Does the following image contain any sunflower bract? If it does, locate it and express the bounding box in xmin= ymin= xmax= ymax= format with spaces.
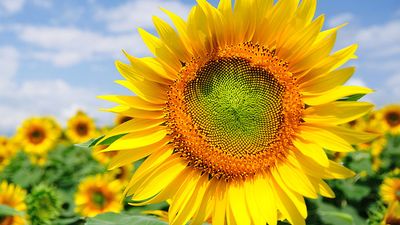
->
xmin=100 ymin=0 xmax=376 ymax=224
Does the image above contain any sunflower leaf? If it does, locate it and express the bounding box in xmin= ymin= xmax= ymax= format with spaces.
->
xmin=75 ymin=136 xmax=105 ymax=148
xmin=338 ymin=94 xmax=366 ymax=102
xmin=0 ymin=204 xmax=24 ymax=216
xmin=98 ymin=133 xmax=127 ymax=146
xmin=85 ymin=213 xmax=168 ymax=225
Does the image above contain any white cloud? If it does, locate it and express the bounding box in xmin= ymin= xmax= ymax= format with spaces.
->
xmin=95 ymin=0 xmax=191 ymax=32
xmin=0 ymin=0 xmax=25 ymax=15
xmin=0 ymin=46 xmax=113 ymax=135
xmin=327 ymin=13 xmax=354 ymax=28
xmin=12 ymin=25 xmax=148 ymax=67
xmin=0 ymin=46 xmax=18 ymax=89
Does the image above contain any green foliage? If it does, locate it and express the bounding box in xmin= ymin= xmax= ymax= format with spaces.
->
xmin=85 ymin=213 xmax=168 ymax=225
xmin=0 ymin=204 xmax=24 ymax=216
xmin=26 ymin=184 xmax=61 ymax=225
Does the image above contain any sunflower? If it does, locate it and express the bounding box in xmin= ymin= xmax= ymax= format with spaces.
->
xmin=92 ymin=145 xmax=117 ymax=165
xmin=0 ymin=137 xmax=18 ymax=171
xmin=115 ymin=114 xmax=134 ymax=126
xmin=66 ymin=111 xmax=97 ymax=144
xmin=377 ymin=105 xmax=400 ymax=135
xmin=383 ymin=201 xmax=400 ymax=225
xmin=381 ymin=177 xmax=400 ymax=205
xmin=99 ymin=0 xmax=376 ymax=224
xmin=16 ymin=117 xmax=59 ymax=156
xmin=0 ymin=181 xmax=27 ymax=225
xmin=75 ymin=174 xmax=123 ymax=217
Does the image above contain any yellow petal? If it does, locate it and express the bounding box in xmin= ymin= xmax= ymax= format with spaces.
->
xmin=228 ymin=183 xmax=251 ymax=225
xmin=275 ymin=162 xmax=318 ymax=199
xmin=212 ymin=181 xmax=228 ymax=225
xmin=300 ymin=124 xmax=354 ymax=152
xmin=253 ymin=176 xmax=277 ymax=225
xmin=108 ymin=138 xmax=170 ymax=169
xmin=104 ymin=127 xmax=167 ymax=151
xmin=303 ymin=101 xmax=374 ymax=124
xmin=321 ymin=125 xmax=379 ymax=144
xmin=303 ymin=86 xmax=373 ymax=105
xmin=101 ymin=105 xmax=165 ymax=120
xmin=293 ymin=138 xmax=329 ymax=167
xmin=300 ymin=67 xmax=355 ymax=93
xmin=98 ymin=95 xmax=163 ymax=111
xmin=244 ymin=180 xmax=266 ymax=225
xmin=99 ymin=118 xmax=164 ymax=143
xmin=115 ymin=79 xmax=167 ymax=105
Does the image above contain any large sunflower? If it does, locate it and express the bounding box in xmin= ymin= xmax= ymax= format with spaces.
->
xmin=0 ymin=181 xmax=27 ymax=225
xmin=74 ymin=174 xmax=123 ymax=217
xmin=99 ymin=0 xmax=376 ymax=224
xmin=66 ymin=111 xmax=97 ymax=144
xmin=16 ymin=117 xmax=59 ymax=155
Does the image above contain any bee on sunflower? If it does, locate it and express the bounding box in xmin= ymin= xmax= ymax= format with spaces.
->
xmin=98 ymin=0 xmax=376 ymax=224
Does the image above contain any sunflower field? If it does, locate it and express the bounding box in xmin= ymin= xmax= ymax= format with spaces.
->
xmin=1 ymin=0 xmax=400 ymax=225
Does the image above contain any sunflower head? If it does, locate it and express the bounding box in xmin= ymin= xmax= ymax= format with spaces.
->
xmin=377 ymin=105 xmax=400 ymax=135
xmin=381 ymin=177 xmax=400 ymax=204
xmin=0 ymin=137 xmax=19 ymax=171
xmin=383 ymin=201 xmax=400 ymax=225
xmin=26 ymin=185 xmax=61 ymax=225
xmin=16 ymin=117 xmax=59 ymax=155
xmin=99 ymin=0 xmax=376 ymax=224
xmin=0 ymin=181 xmax=27 ymax=225
xmin=66 ymin=111 xmax=97 ymax=144
xmin=75 ymin=174 xmax=123 ymax=217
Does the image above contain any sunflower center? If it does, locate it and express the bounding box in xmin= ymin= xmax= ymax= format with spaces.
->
xmin=166 ymin=42 xmax=303 ymax=181
xmin=386 ymin=112 xmax=400 ymax=127
xmin=76 ymin=123 xmax=89 ymax=136
xmin=29 ymin=128 xmax=46 ymax=144
xmin=92 ymin=191 xmax=106 ymax=208
xmin=185 ymin=58 xmax=284 ymax=156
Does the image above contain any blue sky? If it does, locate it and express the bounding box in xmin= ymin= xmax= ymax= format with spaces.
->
xmin=0 ymin=0 xmax=400 ymax=135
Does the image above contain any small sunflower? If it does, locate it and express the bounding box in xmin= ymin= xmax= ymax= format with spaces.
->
xmin=377 ymin=105 xmax=400 ymax=135
xmin=75 ymin=174 xmax=123 ymax=217
xmin=0 ymin=181 xmax=27 ymax=225
xmin=66 ymin=111 xmax=97 ymax=144
xmin=16 ymin=117 xmax=59 ymax=155
xmin=100 ymin=0 xmax=376 ymax=224
xmin=383 ymin=201 xmax=400 ymax=225
xmin=115 ymin=114 xmax=134 ymax=126
xmin=381 ymin=177 xmax=400 ymax=205
xmin=0 ymin=137 xmax=18 ymax=171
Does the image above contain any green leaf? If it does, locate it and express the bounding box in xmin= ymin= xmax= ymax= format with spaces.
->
xmin=0 ymin=204 xmax=24 ymax=216
xmin=98 ymin=134 xmax=127 ymax=146
xmin=75 ymin=136 xmax=104 ymax=148
xmin=85 ymin=213 xmax=168 ymax=225
xmin=318 ymin=211 xmax=354 ymax=225
xmin=339 ymin=94 xmax=366 ymax=102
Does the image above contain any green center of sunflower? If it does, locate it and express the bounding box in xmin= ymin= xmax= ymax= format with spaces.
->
xmin=185 ymin=57 xmax=285 ymax=156
xmin=92 ymin=191 xmax=106 ymax=208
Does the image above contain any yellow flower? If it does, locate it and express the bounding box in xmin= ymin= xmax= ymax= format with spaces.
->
xmin=0 ymin=181 xmax=27 ymax=225
xmin=0 ymin=137 xmax=19 ymax=171
xmin=100 ymin=0 xmax=376 ymax=224
xmin=66 ymin=111 xmax=97 ymax=144
xmin=92 ymin=145 xmax=117 ymax=165
xmin=75 ymin=174 xmax=123 ymax=217
xmin=383 ymin=201 xmax=400 ymax=225
xmin=16 ymin=117 xmax=59 ymax=155
xmin=377 ymin=105 xmax=400 ymax=135
xmin=381 ymin=177 xmax=400 ymax=204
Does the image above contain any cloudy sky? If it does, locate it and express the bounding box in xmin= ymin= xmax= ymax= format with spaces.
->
xmin=0 ymin=0 xmax=399 ymax=135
